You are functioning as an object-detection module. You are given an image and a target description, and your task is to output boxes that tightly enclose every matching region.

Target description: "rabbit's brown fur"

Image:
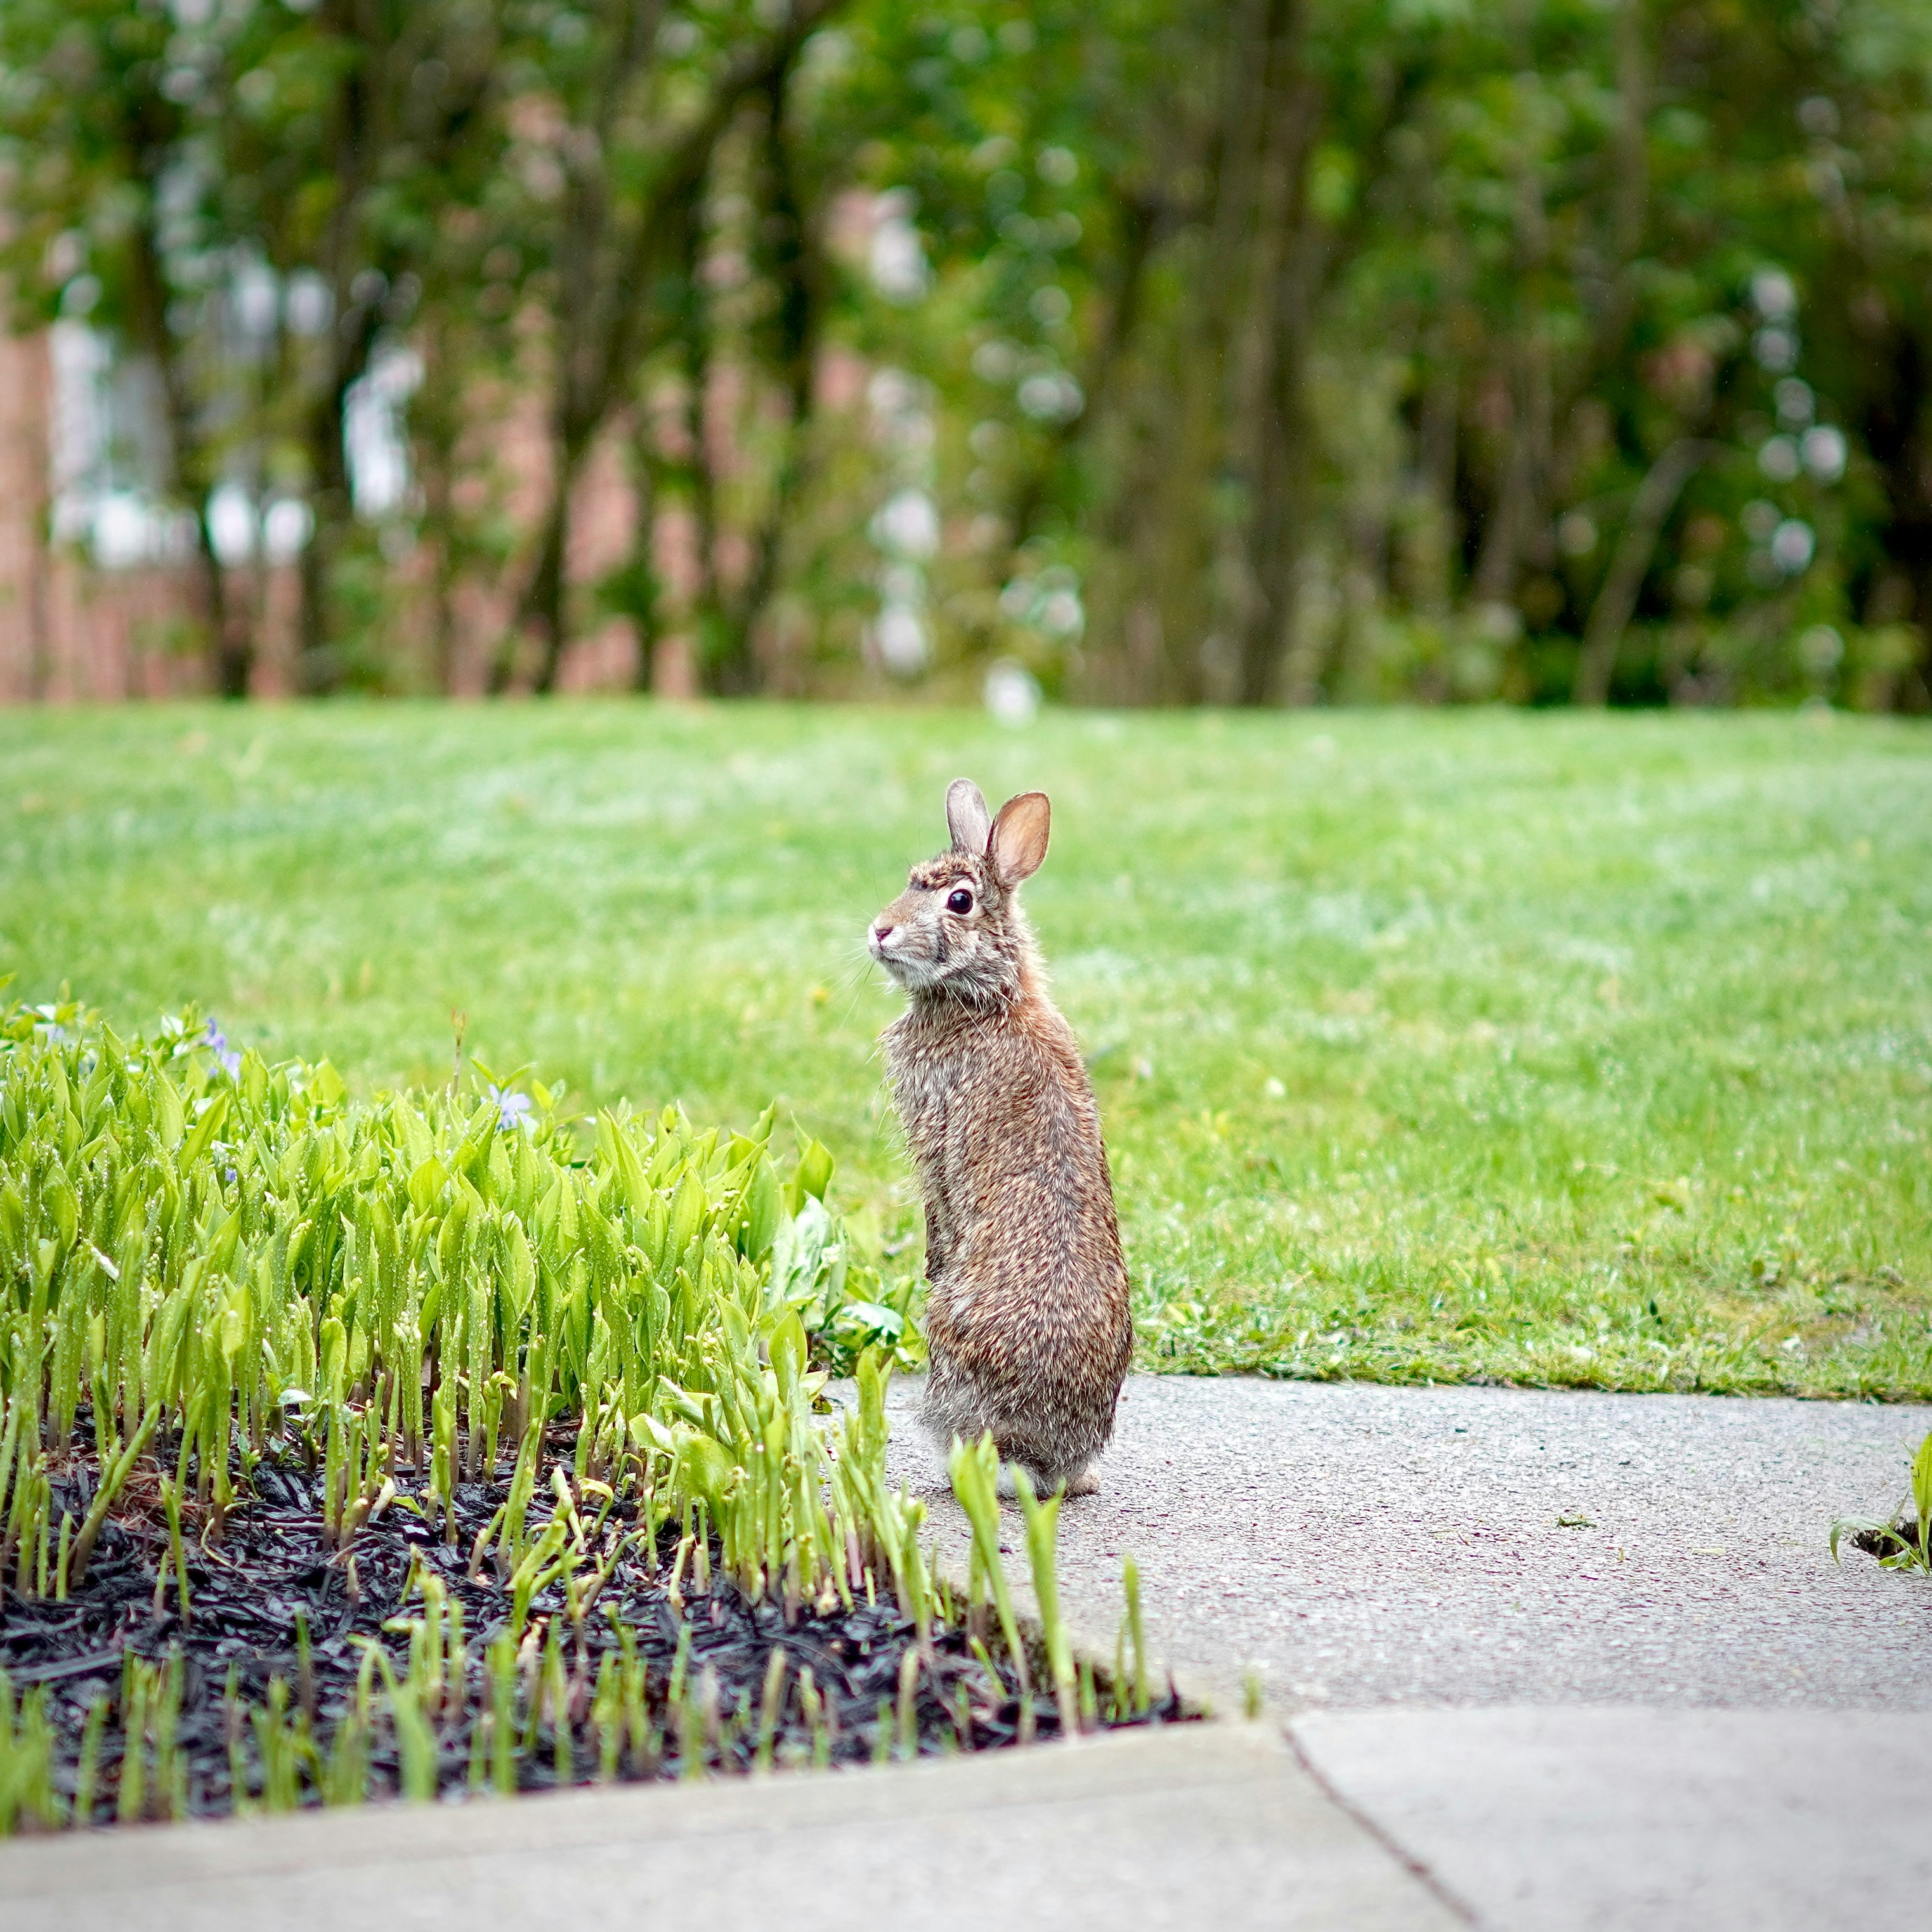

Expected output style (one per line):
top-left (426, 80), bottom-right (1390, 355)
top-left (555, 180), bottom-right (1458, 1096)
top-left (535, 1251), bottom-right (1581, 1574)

top-left (868, 780), bottom-right (1132, 1496)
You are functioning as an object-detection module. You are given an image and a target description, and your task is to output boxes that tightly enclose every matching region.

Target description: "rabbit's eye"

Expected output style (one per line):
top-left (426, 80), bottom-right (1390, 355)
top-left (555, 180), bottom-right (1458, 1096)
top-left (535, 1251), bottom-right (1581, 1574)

top-left (946, 887), bottom-right (974, 915)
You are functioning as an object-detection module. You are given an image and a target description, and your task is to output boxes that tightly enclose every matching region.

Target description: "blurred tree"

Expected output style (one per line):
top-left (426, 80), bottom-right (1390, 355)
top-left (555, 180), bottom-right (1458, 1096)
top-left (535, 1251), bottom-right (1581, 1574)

top-left (490, 0), bottom-right (843, 696)
top-left (211, 0), bottom-right (510, 690)
top-left (4, 0), bottom-right (1930, 706)
top-left (0, 0), bottom-right (242, 689)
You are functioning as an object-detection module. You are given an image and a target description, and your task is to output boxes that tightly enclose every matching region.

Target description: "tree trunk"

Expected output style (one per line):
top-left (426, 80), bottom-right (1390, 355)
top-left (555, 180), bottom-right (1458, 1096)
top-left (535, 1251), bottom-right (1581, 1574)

top-left (296, 430), bottom-right (356, 695)
top-left (524, 447), bottom-right (578, 696)
top-left (710, 74), bottom-right (822, 696)
top-left (205, 545), bottom-right (250, 700)
top-left (123, 221), bottom-right (245, 696)
top-left (1473, 164), bottom-right (1553, 610)
top-left (1217, 0), bottom-right (1323, 706)
top-left (1855, 325), bottom-right (1932, 712)
top-left (1573, 438), bottom-right (1711, 705)
top-left (1007, 186), bottom-right (1158, 556)
top-left (505, 3), bottom-right (844, 702)
top-left (626, 413), bottom-right (660, 693)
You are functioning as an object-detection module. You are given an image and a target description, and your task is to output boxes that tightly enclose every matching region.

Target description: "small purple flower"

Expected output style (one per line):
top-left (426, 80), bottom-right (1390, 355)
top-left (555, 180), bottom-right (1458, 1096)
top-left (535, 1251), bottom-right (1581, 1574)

top-left (487, 1084), bottom-right (533, 1132)
top-left (202, 1018), bottom-right (241, 1078)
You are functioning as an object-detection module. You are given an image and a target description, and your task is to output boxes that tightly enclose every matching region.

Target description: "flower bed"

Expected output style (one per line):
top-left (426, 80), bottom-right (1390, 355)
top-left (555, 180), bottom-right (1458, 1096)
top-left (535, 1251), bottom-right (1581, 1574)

top-left (0, 1002), bottom-right (1180, 1831)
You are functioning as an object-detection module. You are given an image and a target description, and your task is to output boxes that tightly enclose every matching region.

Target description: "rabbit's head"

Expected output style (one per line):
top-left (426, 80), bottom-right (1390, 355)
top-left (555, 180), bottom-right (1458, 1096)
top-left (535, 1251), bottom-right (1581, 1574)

top-left (868, 780), bottom-right (1050, 1005)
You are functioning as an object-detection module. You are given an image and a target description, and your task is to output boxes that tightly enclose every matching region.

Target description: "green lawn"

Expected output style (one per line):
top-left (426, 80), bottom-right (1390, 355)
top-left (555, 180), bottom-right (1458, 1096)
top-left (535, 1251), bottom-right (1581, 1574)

top-left (5, 703), bottom-right (1929, 1397)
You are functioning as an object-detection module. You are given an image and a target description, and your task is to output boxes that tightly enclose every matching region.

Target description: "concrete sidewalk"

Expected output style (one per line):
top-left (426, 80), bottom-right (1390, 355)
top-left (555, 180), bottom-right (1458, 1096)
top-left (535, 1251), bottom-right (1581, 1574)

top-left (1289, 1706), bottom-right (1932, 1932)
top-left (875, 1373), bottom-right (1932, 1709)
top-left (0, 1723), bottom-right (1461, 1932)
top-left (6, 1704), bottom-right (1926, 1932)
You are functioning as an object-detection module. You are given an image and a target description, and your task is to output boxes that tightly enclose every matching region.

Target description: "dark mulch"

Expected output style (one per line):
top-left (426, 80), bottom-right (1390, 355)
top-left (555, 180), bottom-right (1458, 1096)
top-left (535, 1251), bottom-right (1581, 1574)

top-left (1850, 1512), bottom-right (1928, 1561)
top-left (1, 1425), bottom-right (1187, 1827)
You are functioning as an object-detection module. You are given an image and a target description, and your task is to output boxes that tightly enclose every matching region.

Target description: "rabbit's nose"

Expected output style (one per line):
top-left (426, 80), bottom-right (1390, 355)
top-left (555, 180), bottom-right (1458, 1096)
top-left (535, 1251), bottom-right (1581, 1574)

top-left (871, 922), bottom-right (896, 944)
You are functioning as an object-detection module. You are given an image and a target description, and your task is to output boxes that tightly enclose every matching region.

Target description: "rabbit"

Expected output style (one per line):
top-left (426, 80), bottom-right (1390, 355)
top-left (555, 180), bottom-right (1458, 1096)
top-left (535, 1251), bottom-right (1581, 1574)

top-left (868, 778), bottom-right (1132, 1498)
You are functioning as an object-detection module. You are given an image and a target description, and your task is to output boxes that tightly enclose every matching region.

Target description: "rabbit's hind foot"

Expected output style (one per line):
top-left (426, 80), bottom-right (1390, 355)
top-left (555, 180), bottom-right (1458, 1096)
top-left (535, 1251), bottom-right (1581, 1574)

top-left (996, 1458), bottom-right (1099, 1499)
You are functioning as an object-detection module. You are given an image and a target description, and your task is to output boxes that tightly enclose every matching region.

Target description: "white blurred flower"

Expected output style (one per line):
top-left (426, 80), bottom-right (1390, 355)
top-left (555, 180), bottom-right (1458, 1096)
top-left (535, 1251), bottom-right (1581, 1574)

top-left (874, 605), bottom-right (929, 676)
top-left (91, 493), bottom-right (156, 570)
top-left (1801, 424), bottom-right (1846, 482)
top-left (1029, 284), bottom-right (1072, 326)
top-left (865, 367), bottom-right (935, 466)
top-left (867, 367), bottom-right (920, 417)
top-left (1038, 587), bottom-right (1085, 639)
top-left (1017, 370), bottom-right (1083, 422)
top-left (1751, 268), bottom-right (1798, 320)
top-left (984, 660), bottom-right (1041, 727)
top-left (345, 344), bottom-right (422, 520)
top-left (233, 258), bottom-right (279, 342)
top-left (284, 270), bottom-right (333, 337)
top-left (1557, 510), bottom-right (1597, 556)
top-left (869, 195), bottom-right (929, 304)
top-left (972, 339), bottom-right (1019, 383)
top-left (1752, 327), bottom-right (1798, 372)
top-left (1758, 435), bottom-right (1801, 482)
top-left (870, 488), bottom-right (940, 559)
top-left (1773, 377), bottom-right (1814, 425)
top-left (1770, 519), bottom-right (1815, 573)
top-left (1798, 96), bottom-right (1839, 137)
top-left (968, 419), bottom-right (1007, 459)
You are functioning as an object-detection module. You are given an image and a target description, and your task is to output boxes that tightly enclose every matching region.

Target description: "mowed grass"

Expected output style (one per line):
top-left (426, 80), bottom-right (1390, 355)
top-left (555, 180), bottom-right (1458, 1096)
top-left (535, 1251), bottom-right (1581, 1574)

top-left (4, 702), bottom-right (1930, 1398)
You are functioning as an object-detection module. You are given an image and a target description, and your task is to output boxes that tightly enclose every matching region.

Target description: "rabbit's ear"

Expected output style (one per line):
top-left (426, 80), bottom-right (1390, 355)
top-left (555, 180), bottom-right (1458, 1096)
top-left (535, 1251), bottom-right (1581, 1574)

top-left (946, 778), bottom-right (993, 856)
top-left (989, 792), bottom-right (1050, 884)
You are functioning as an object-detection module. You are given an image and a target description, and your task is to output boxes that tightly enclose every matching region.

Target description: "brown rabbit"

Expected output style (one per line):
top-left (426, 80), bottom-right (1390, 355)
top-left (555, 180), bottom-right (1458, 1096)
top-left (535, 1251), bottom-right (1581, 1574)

top-left (868, 779), bottom-right (1132, 1496)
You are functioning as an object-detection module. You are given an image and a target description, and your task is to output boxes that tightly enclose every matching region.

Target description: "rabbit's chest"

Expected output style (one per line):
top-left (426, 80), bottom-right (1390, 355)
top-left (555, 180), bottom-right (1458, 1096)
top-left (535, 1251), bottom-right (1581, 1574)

top-left (886, 1043), bottom-right (984, 1196)
top-left (890, 1055), bottom-right (951, 1156)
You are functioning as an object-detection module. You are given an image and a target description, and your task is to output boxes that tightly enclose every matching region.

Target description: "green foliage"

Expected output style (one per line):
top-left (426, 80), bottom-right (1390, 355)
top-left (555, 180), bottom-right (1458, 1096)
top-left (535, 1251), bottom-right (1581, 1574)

top-left (0, 1673), bottom-right (63, 1834)
top-left (947, 1431), bottom-right (1032, 1740)
top-left (1013, 1467), bottom-right (1076, 1737)
top-left (0, 993), bottom-right (902, 1625)
top-left (6, 1), bottom-right (1932, 700)
top-left (769, 1181), bottom-right (924, 1376)
top-left (1831, 1431), bottom-right (1932, 1574)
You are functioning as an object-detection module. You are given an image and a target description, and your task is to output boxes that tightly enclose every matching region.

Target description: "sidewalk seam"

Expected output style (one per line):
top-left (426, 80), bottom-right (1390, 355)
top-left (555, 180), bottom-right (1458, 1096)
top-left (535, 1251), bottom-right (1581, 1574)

top-left (1284, 1720), bottom-right (1482, 1929)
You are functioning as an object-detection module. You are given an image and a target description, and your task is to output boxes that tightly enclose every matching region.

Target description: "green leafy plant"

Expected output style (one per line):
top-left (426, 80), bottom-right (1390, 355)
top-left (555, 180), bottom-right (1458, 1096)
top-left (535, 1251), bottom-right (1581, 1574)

top-left (0, 1000), bottom-right (907, 1621)
top-left (1013, 1469), bottom-right (1078, 1737)
top-left (1831, 1430), bottom-right (1932, 1575)
top-left (769, 1181), bottom-right (924, 1376)
top-left (947, 1433), bottom-right (1035, 1740)
top-left (0, 998), bottom-right (939, 1825)
top-left (0, 1674), bottom-right (62, 1834)
top-left (0, 995), bottom-right (1184, 1831)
